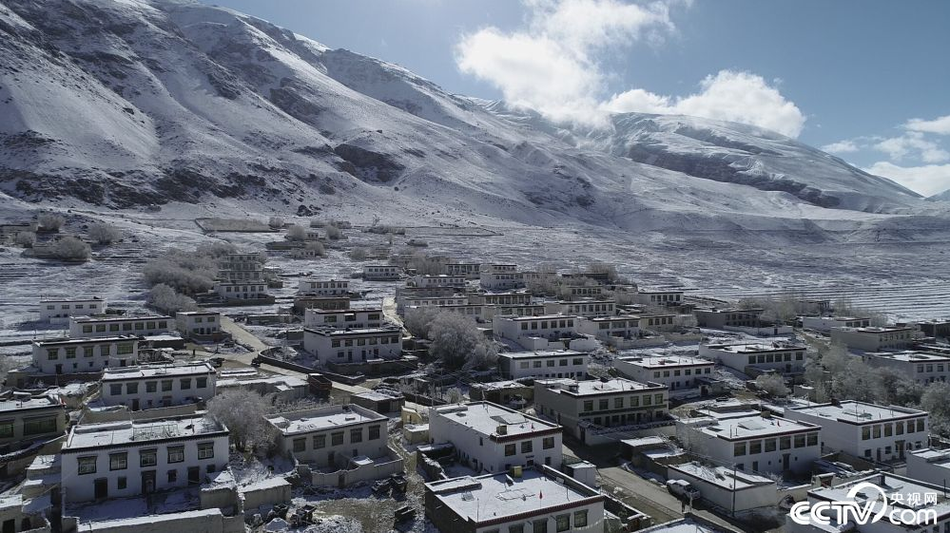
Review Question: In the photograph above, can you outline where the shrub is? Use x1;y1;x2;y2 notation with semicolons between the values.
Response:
87;222;121;245
52;236;91;261
428;312;497;370
207;389;270;451
15;231;35;248
305;241;326;257
38;213;64;232
326;225;342;240
348;247;369;261
268;216;285;229
754;374;789;397
286;224;307;241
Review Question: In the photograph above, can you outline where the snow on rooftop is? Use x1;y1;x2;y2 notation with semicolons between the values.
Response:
0;395;61;412
706;342;806;353
65;416;225;450
618;355;713;367
697;414;817;439
265;404;385;435
499;349;585;359
789;400;925;423
434;402;558;437
671;461;775;491
426;469;599;523
541;378;662;396
101;362;214;381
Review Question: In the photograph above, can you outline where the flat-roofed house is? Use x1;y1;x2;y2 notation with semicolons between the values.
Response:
32;335;143;374
862;350;950;384
546;300;617;318
498;350;588;380
99;362;217;410
302;326;403;365
424;466;605;533
802;316;871;333
69;315;172;338
634;290;684;307
576;315;640;341
0;394;67;454
676;412;821;474
614;355;715;390
444;263;481;279
534;378;668;442
492;315;578;346
412;274;467;289
175;311;224;341
429;402;562;473
303;307;386;330
265;404;388;468
694;308;764;329
784;400;928;462
480;264;524;291
39;297;105;324
362;265;401;281
60;415;229;502
298;279;350;296
830;326;920;352
699;342;807;375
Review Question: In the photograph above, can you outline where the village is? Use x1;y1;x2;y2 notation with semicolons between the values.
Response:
1;214;950;533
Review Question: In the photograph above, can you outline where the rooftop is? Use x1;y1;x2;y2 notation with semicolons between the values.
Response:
637;517;738;533
836;326;917;333
864;350;950;362
704;342;805;353
670;461;776;491
499;349;585;359
694;414;817;440
175;311;219;317
64;415;226;451
0;395;62;413
433;402;559;438
304;326;401;336
498;314;572;322
909;448;950;470
425;468;600;524
34;335;142;347
808;473;950;519
265;404;385;435
539;378;664;396
788;400;926;424
70;315;171;323
101;363;215;381
618;355;714;368
40;296;103;303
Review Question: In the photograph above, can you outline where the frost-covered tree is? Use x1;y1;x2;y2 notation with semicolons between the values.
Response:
37;212;64;232
922;382;950;437
403;307;441;339
142;243;236;295
305;240;326;257
148;284;197;314
52;236;91;261
207;389;270;451
285;224;307;241
428;312;497;370
445;387;464;404
87;222;121;244
755;374;789;397
348;247;368;261
268;216;285;229
325;224;342;240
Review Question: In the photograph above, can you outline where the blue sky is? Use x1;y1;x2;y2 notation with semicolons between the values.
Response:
201;0;950;196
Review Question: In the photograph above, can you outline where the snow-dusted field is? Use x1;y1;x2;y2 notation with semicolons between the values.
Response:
1;200;947;349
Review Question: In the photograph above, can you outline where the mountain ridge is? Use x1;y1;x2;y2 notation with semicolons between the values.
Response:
1;0;948;243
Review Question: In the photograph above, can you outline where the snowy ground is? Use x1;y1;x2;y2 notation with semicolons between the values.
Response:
1;202;947;350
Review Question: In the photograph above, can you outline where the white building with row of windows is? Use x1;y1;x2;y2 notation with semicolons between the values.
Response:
830;325;921;352
39;297;105;324
303;307;386;330
298;279;350;296
784;400;928;462
265;404;388;469
429;402;562;474
862;350;950;384
614;355;715;390
68;315;172;338
698;342;807;374
60;415;229;503
31;336;142;374
479;264;525;291
99;363;217;410
497;350;589;380
302;327;403;365
362;265;401;281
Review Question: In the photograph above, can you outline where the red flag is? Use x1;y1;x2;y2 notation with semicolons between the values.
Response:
539;491;543;499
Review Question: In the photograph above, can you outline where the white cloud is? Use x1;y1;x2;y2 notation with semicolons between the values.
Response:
603;70;805;137
873;131;949;164
904;114;950;135
821;140;860;154
865;161;950;197
455;0;804;136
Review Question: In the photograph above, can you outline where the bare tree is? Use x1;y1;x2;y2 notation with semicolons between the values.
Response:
37;212;64;232
87;222;121;245
207;389;270;451
148;284;198;314
52;236;91;261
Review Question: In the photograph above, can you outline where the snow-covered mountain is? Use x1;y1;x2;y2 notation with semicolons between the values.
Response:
1;0;947;241
929;189;950;202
